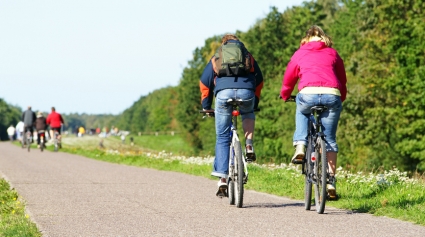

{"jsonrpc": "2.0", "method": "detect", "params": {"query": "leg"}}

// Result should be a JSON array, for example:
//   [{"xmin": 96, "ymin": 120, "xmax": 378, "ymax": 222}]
[{"xmin": 327, "ymin": 151, "xmax": 337, "ymax": 176}]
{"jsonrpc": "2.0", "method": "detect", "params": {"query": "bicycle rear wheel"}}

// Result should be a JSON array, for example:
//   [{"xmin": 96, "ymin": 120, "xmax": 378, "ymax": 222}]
[
  {"xmin": 314, "ymin": 137, "xmax": 327, "ymax": 214},
  {"xmin": 234, "ymin": 139, "xmax": 244, "ymax": 208},
  {"xmin": 304, "ymin": 137, "xmax": 313, "ymax": 210},
  {"xmin": 228, "ymin": 147, "xmax": 235, "ymax": 205}
]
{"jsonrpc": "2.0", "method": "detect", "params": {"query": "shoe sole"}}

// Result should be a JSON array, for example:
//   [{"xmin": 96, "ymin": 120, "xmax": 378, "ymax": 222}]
[
  {"xmin": 216, "ymin": 185, "xmax": 228, "ymax": 198},
  {"xmin": 291, "ymin": 154, "xmax": 304, "ymax": 164},
  {"xmin": 246, "ymin": 153, "xmax": 256, "ymax": 162}
]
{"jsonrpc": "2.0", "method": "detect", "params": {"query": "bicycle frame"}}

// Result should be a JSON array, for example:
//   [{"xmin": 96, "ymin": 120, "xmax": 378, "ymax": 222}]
[{"xmin": 228, "ymin": 100, "xmax": 249, "ymax": 184}]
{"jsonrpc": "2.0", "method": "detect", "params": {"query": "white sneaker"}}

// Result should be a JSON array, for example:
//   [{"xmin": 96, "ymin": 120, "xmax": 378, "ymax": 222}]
[{"xmin": 216, "ymin": 178, "xmax": 228, "ymax": 197}]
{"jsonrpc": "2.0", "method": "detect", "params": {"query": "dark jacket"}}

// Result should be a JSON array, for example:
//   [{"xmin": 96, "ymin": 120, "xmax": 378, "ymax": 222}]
[
  {"xmin": 22, "ymin": 110, "xmax": 36, "ymax": 127},
  {"xmin": 199, "ymin": 52, "xmax": 264, "ymax": 110},
  {"xmin": 35, "ymin": 117, "xmax": 47, "ymax": 131}
]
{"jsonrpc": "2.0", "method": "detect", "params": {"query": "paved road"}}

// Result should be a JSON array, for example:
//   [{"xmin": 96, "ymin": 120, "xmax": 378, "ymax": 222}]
[{"xmin": 1, "ymin": 142, "xmax": 425, "ymax": 236}]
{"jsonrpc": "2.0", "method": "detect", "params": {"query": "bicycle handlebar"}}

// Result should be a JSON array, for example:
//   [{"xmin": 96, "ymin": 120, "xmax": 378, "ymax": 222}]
[{"xmin": 279, "ymin": 95, "xmax": 296, "ymax": 102}]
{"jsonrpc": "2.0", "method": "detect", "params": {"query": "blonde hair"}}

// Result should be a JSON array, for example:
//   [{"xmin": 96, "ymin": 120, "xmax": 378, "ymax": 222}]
[
  {"xmin": 300, "ymin": 25, "xmax": 333, "ymax": 47},
  {"xmin": 221, "ymin": 34, "xmax": 239, "ymax": 44}
]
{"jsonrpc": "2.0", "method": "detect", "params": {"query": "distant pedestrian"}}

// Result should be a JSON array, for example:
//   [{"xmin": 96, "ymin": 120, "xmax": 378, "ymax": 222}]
[
  {"xmin": 121, "ymin": 134, "xmax": 125, "ymax": 144},
  {"xmin": 15, "ymin": 121, "xmax": 24, "ymax": 141},
  {"xmin": 130, "ymin": 137, "xmax": 134, "ymax": 146},
  {"xmin": 7, "ymin": 125, "xmax": 15, "ymax": 141}
]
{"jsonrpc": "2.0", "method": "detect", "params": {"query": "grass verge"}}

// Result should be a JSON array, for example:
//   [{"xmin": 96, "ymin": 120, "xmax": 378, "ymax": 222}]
[{"xmin": 0, "ymin": 178, "xmax": 41, "ymax": 236}]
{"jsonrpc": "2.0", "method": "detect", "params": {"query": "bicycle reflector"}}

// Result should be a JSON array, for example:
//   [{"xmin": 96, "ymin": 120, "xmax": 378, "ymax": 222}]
[
  {"xmin": 232, "ymin": 110, "xmax": 240, "ymax": 116},
  {"xmin": 311, "ymin": 152, "xmax": 316, "ymax": 162}
]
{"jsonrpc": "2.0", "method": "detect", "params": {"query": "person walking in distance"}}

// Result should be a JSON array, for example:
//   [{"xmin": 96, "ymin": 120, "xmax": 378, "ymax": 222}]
[
  {"xmin": 280, "ymin": 25, "xmax": 347, "ymax": 199},
  {"xmin": 7, "ymin": 125, "xmax": 15, "ymax": 141},
  {"xmin": 21, "ymin": 106, "xmax": 36, "ymax": 146},
  {"xmin": 46, "ymin": 107, "xmax": 65, "ymax": 147},
  {"xmin": 199, "ymin": 33, "xmax": 264, "ymax": 197}
]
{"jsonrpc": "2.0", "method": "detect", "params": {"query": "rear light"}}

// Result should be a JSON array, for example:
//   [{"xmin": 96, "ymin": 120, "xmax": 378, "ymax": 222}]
[
  {"xmin": 232, "ymin": 110, "xmax": 240, "ymax": 116},
  {"xmin": 311, "ymin": 152, "xmax": 316, "ymax": 162}
]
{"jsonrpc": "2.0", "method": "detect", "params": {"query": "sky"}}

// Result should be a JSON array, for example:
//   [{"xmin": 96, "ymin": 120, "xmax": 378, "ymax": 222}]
[{"xmin": 0, "ymin": 0, "xmax": 305, "ymax": 115}]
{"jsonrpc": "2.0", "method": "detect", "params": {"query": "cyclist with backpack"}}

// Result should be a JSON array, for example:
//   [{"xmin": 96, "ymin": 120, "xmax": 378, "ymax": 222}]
[
  {"xmin": 200, "ymin": 34, "xmax": 264, "ymax": 197},
  {"xmin": 280, "ymin": 25, "xmax": 347, "ymax": 199}
]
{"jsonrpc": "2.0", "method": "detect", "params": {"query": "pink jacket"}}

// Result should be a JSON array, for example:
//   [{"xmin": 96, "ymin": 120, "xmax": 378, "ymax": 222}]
[{"xmin": 280, "ymin": 41, "xmax": 347, "ymax": 102}]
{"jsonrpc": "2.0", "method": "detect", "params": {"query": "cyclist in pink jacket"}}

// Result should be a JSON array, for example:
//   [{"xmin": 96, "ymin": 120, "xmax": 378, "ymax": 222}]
[{"xmin": 280, "ymin": 25, "xmax": 347, "ymax": 199}]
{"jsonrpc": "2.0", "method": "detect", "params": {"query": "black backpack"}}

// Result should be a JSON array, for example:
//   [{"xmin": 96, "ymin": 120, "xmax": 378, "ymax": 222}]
[{"xmin": 214, "ymin": 41, "xmax": 252, "ymax": 77}]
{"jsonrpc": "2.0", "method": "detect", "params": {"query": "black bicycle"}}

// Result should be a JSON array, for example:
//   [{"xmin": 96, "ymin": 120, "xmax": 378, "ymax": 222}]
[
  {"xmin": 201, "ymin": 98, "xmax": 256, "ymax": 208},
  {"xmin": 286, "ymin": 95, "xmax": 331, "ymax": 214}
]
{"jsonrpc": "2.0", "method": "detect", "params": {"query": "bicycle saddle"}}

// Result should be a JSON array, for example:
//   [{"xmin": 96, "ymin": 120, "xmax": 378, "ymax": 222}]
[{"xmin": 310, "ymin": 106, "xmax": 328, "ymax": 113}]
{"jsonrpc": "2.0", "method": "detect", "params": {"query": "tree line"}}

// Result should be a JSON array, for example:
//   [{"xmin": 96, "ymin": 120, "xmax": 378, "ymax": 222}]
[{"xmin": 2, "ymin": 0, "xmax": 423, "ymax": 173}]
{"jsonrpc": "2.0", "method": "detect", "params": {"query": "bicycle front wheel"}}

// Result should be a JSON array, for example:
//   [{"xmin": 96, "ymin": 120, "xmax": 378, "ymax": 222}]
[
  {"xmin": 304, "ymin": 137, "xmax": 313, "ymax": 210},
  {"xmin": 234, "ymin": 140, "xmax": 244, "ymax": 208},
  {"xmin": 314, "ymin": 137, "xmax": 327, "ymax": 214}
]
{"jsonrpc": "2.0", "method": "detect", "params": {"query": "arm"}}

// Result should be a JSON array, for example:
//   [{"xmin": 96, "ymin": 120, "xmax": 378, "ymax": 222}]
[
  {"xmin": 199, "ymin": 60, "xmax": 216, "ymax": 110},
  {"xmin": 252, "ymin": 60, "xmax": 264, "ymax": 109},
  {"xmin": 335, "ymin": 55, "xmax": 347, "ymax": 102},
  {"xmin": 280, "ymin": 59, "xmax": 300, "ymax": 101}
]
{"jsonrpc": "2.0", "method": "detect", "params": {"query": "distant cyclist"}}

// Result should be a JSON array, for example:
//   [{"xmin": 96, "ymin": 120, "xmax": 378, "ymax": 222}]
[
  {"xmin": 46, "ymin": 107, "xmax": 64, "ymax": 146},
  {"xmin": 21, "ymin": 106, "xmax": 36, "ymax": 146},
  {"xmin": 35, "ymin": 112, "xmax": 48, "ymax": 148}
]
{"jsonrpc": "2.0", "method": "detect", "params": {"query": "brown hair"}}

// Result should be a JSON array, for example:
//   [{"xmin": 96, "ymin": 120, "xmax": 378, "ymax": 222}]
[
  {"xmin": 221, "ymin": 34, "xmax": 239, "ymax": 44},
  {"xmin": 300, "ymin": 25, "xmax": 333, "ymax": 47}
]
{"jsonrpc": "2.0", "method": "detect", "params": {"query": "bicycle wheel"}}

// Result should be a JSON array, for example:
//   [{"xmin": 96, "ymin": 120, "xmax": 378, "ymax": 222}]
[
  {"xmin": 234, "ymin": 139, "xmax": 244, "ymax": 208},
  {"xmin": 228, "ymin": 147, "xmax": 235, "ymax": 205},
  {"xmin": 54, "ymin": 138, "xmax": 58, "ymax": 152},
  {"xmin": 314, "ymin": 137, "xmax": 327, "ymax": 214},
  {"xmin": 304, "ymin": 136, "xmax": 313, "ymax": 210},
  {"xmin": 27, "ymin": 135, "xmax": 31, "ymax": 152}
]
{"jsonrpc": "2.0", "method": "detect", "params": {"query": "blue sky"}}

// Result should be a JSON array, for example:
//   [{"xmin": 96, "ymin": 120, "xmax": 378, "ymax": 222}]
[{"xmin": 0, "ymin": 0, "xmax": 305, "ymax": 114}]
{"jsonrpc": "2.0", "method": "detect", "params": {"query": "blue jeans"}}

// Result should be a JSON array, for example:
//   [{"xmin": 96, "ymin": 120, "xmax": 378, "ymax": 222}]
[
  {"xmin": 212, "ymin": 89, "xmax": 255, "ymax": 178},
  {"xmin": 294, "ymin": 93, "xmax": 342, "ymax": 152}
]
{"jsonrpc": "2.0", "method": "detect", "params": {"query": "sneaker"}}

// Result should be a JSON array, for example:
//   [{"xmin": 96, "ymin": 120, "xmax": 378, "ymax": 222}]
[
  {"xmin": 327, "ymin": 183, "xmax": 337, "ymax": 200},
  {"xmin": 245, "ymin": 145, "xmax": 256, "ymax": 162},
  {"xmin": 216, "ymin": 178, "xmax": 228, "ymax": 198},
  {"xmin": 291, "ymin": 144, "xmax": 305, "ymax": 164}
]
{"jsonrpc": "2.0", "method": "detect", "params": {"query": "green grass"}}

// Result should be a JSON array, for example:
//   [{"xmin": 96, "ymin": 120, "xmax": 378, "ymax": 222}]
[{"xmin": 0, "ymin": 179, "xmax": 41, "ymax": 236}]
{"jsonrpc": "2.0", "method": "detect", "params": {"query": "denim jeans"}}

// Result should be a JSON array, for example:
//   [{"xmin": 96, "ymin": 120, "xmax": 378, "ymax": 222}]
[
  {"xmin": 294, "ymin": 93, "xmax": 342, "ymax": 152},
  {"xmin": 212, "ymin": 89, "xmax": 255, "ymax": 178}
]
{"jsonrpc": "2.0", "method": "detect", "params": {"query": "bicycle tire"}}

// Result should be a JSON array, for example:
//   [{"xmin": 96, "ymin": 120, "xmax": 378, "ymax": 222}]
[
  {"xmin": 234, "ymin": 139, "xmax": 244, "ymax": 208},
  {"xmin": 228, "ymin": 147, "xmax": 235, "ymax": 205},
  {"xmin": 304, "ymin": 136, "xmax": 313, "ymax": 210},
  {"xmin": 54, "ymin": 138, "xmax": 58, "ymax": 152},
  {"xmin": 314, "ymin": 137, "xmax": 327, "ymax": 214},
  {"xmin": 27, "ymin": 135, "xmax": 31, "ymax": 152}
]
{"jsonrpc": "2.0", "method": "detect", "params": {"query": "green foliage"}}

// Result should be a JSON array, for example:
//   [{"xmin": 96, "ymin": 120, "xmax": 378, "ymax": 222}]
[
  {"xmin": 0, "ymin": 179, "xmax": 41, "ymax": 236},
  {"xmin": 115, "ymin": 86, "xmax": 178, "ymax": 133},
  {"xmin": 0, "ymin": 99, "xmax": 21, "ymax": 141}
]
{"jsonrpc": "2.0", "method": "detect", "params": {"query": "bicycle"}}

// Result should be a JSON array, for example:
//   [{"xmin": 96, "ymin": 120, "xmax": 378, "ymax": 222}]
[
  {"xmin": 200, "ymin": 98, "xmax": 255, "ymax": 208},
  {"xmin": 38, "ymin": 130, "xmax": 46, "ymax": 152},
  {"xmin": 286, "ymin": 95, "xmax": 333, "ymax": 214},
  {"xmin": 53, "ymin": 130, "xmax": 60, "ymax": 152},
  {"xmin": 22, "ymin": 129, "xmax": 32, "ymax": 152}
]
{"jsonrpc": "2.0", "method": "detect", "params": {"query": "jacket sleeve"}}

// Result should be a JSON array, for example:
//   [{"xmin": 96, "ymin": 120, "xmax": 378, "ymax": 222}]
[
  {"xmin": 199, "ymin": 60, "xmax": 216, "ymax": 110},
  {"xmin": 335, "ymin": 54, "xmax": 347, "ymax": 102},
  {"xmin": 60, "ymin": 115, "xmax": 64, "ymax": 124},
  {"xmin": 253, "ymin": 60, "xmax": 263, "ymax": 109},
  {"xmin": 21, "ymin": 112, "xmax": 24, "ymax": 122},
  {"xmin": 280, "ymin": 58, "xmax": 299, "ymax": 101}
]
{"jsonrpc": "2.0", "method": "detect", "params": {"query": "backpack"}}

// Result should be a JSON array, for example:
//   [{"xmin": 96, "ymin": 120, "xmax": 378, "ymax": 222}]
[{"xmin": 213, "ymin": 41, "xmax": 253, "ymax": 77}]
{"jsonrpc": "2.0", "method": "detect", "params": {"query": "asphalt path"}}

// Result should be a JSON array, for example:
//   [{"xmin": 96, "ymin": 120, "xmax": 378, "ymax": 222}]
[{"xmin": 1, "ymin": 142, "xmax": 425, "ymax": 237}]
